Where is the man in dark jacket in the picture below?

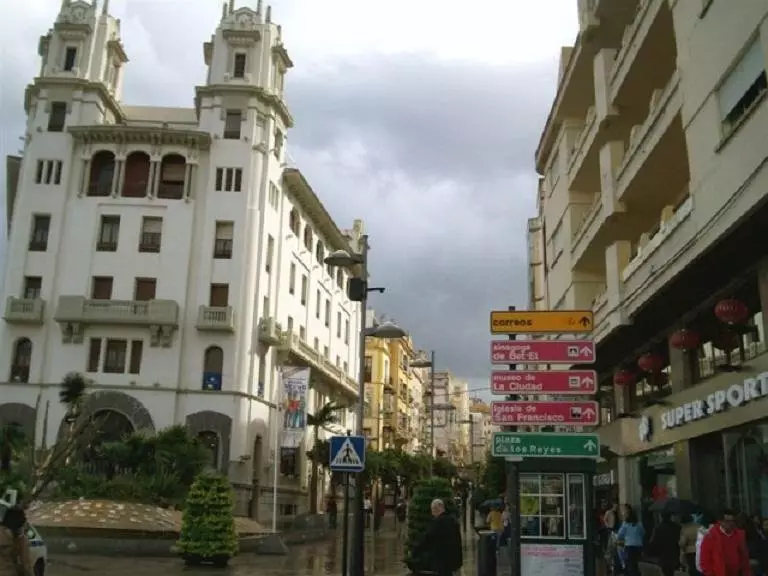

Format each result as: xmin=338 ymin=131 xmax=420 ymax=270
xmin=417 ymin=499 xmax=463 ymax=576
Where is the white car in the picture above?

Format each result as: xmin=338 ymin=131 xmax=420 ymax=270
xmin=0 ymin=489 xmax=47 ymax=575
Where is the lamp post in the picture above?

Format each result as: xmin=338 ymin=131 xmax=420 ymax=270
xmin=325 ymin=240 xmax=406 ymax=576
xmin=411 ymin=351 xmax=436 ymax=475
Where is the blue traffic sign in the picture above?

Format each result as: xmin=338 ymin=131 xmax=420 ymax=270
xmin=329 ymin=435 xmax=366 ymax=473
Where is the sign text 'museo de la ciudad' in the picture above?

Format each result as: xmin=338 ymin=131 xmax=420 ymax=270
xmin=491 ymin=370 xmax=597 ymax=394
xmin=661 ymin=372 xmax=768 ymax=430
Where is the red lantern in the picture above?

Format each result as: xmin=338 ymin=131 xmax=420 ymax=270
xmin=638 ymin=353 xmax=664 ymax=373
xmin=670 ymin=329 xmax=700 ymax=351
xmin=714 ymin=299 xmax=749 ymax=325
xmin=613 ymin=370 xmax=635 ymax=387
xmin=712 ymin=331 xmax=740 ymax=351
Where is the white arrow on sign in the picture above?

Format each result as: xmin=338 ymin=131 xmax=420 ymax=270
xmin=584 ymin=440 xmax=597 ymax=451
xmin=582 ymin=408 xmax=596 ymax=419
xmin=581 ymin=377 xmax=594 ymax=387
xmin=580 ymin=346 xmax=592 ymax=357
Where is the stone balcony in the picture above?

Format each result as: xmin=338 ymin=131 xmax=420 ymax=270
xmin=196 ymin=306 xmax=234 ymax=332
xmin=276 ymin=331 xmax=358 ymax=398
xmin=257 ymin=317 xmax=282 ymax=346
xmin=4 ymin=297 xmax=45 ymax=325
xmin=54 ymin=296 xmax=179 ymax=346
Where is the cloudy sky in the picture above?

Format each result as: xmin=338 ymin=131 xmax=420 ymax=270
xmin=0 ymin=0 xmax=578 ymax=399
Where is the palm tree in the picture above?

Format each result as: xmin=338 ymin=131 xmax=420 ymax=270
xmin=0 ymin=423 xmax=26 ymax=474
xmin=307 ymin=401 xmax=342 ymax=514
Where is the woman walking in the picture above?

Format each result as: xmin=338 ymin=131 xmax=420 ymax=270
xmin=0 ymin=506 xmax=33 ymax=576
xmin=617 ymin=509 xmax=645 ymax=576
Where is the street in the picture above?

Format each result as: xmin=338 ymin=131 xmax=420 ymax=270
xmin=46 ymin=529 xmax=478 ymax=576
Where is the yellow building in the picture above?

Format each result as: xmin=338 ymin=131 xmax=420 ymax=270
xmin=362 ymin=335 xmax=390 ymax=452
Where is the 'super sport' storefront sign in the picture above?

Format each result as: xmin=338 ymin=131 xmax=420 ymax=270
xmin=660 ymin=372 xmax=768 ymax=430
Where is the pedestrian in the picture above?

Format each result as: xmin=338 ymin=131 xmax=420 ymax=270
xmin=395 ymin=498 xmax=407 ymax=538
xmin=650 ymin=511 xmax=681 ymax=576
xmin=0 ymin=506 xmax=33 ymax=576
xmin=679 ymin=513 xmax=701 ymax=576
xmin=364 ymin=495 xmax=372 ymax=528
xmin=617 ymin=509 xmax=644 ymax=576
xmin=412 ymin=499 xmax=462 ymax=576
xmin=326 ymin=494 xmax=337 ymax=529
xmin=699 ymin=509 xmax=751 ymax=576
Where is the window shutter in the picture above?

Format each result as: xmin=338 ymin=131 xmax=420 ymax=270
xmin=719 ymin=38 xmax=766 ymax=119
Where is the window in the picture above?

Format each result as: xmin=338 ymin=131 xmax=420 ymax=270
xmin=315 ymin=241 xmax=325 ymax=264
xmin=215 ymin=167 xmax=243 ymax=192
xmin=157 ymin=155 xmax=185 ymax=199
xmin=10 ymin=338 xmax=32 ymax=383
xmin=268 ymin=182 xmax=280 ymax=209
xmin=719 ymin=37 xmax=768 ymax=133
xmin=299 ymin=325 xmax=306 ymax=341
xmin=29 ymin=215 xmax=50 ymax=251
xmin=224 ymin=110 xmax=242 ymax=139
xmin=520 ymin=474 xmax=566 ymax=539
xmin=233 ymin=53 xmax=247 ymax=78
xmin=345 ymin=319 xmax=350 ymax=344
xmin=289 ymin=263 xmax=296 ymax=294
xmin=134 ymin=278 xmax=156 ymax=301
xmin=343 ymin=361 xmax=348 ymax=374
xmin=91 ymin=276 xmax=113 ymax=300
xmin=63 ymin=47 xmax=77 ymax=72
xmin=280 ymin=447 xmax=298 ymax=477
xmin=273 ymin=130 xmax=284 ymax=159
xmin=214 ymin=221 xmax=234 ymax=259
xmin=23 ymin=277 xmax=42 ymax=300
xmin=262 ymin=296 xmax=269 ymax=318
xmin=35 ymin=160 xmax=62 ymax=185
xmin=324 ymin=299 xmax=331 ymax=327
xmin=336 ymin=269 xmax=344 ymax=290
xmin=129 ymin=340 xmax=143 ymax=375
xmin=566 ymin=474 xmax=586 ymax=539
xmin=301 ymin=275 xmax=308 ymax=305
xmin=139 ymin=217 xmax=162 ymax=253
xmin=336 ymin=312 xmax=342 ymax=338
xmin=203 ymin=346 xmax=224 ymax=391
xmin=48 ymin=102 xmax=66 ymax=132
xmin=313 ymin=337 xmax=319 ymax=351
xmin=103 ymin=340 xmax=127 ymax=373
xmin=323 ymin=345 xmax=329 ymax=359
xmin=266 ymin=235 xmax=274 ymax=273
xmin=97 ymin=215 xmax=120 ymax=251
xmin=87 ymin=338 xmax=101 ymax=373
xmin=287 ymin=316 xmax=294 ymax=333
xmin=336 ymin=355 xmax=341 ymax=367
xmin=289 ymin=209 xmax=300 ymax=235
xmin=315 ymin=290 xmax=321 ymax=318
xmin=303 ymin=226 xmax=313 ymax=251
xmin=210 ymin=283 xmax=229 ymax=307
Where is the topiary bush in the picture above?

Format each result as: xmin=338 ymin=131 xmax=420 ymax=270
xmin=177 ymin=473 xmax=238 ymax=567
xmin=405 ymin=477 xmax=457 ymax=569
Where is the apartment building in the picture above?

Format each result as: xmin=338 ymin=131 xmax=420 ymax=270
xmin=530 ymin=0 xmax=768 ymax=517
xmin=0 ymin=0 xmax=363 ymax=521
xmin=469 ymin=400 xmax=496 ymax=464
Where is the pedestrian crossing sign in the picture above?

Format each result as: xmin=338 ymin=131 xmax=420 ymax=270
xmin=329 ymin=435 xmax=366 ymax=473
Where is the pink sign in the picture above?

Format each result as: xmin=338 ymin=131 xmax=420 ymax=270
xmin=491 ymin=370 xmax=597 ymax=395
xmin=491 ymin=401 xmax=599 ymax=426
xmin=490 ymin=340 xmax=595 ymax=364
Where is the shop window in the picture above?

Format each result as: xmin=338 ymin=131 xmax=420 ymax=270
xmin=520 ymin=473 xmax=566 ymax=539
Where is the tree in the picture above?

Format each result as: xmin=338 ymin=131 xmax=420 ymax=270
xmin=0 ymin=423 xmax=25 ymax=474
xmin=482 ymin=451 xmax=506 ymax=496
xmin=433 ymin=456 xmax=458 ymax=480
xmin=405 ymin=477 xmax=457 ymax=568
xmin=177 ymin=473 xmax=238 ymax=567
xmin=306 ymin=401 xmax=342 ymax=513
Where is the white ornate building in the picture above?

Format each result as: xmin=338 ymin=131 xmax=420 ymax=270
xmin=0 ymin=0 xmax=362 ymax=523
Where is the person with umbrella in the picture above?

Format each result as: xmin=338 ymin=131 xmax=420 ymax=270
xmin=650 ymin=511 xmax=681 ymax=576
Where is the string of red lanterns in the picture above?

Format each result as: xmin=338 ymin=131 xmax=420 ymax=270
xmin=714 ymin=298 xmax=749 ymax=325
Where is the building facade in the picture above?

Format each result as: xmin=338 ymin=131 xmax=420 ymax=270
xmin=469 ymin=399 xmax=495 ymax=464
xmin=531 ymin=0 xmax=768 ymax=519
xmin=0 ymin=0 xmax=363 ymax=523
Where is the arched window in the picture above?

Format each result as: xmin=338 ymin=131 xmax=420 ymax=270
xmin=88 ymin=151 xmax=115 ymax=197
xmin=315 ymin=241 xmax=325 ymax=265
xmin=121 ymin=152 xmax=150 ymax=197
xmin=157 ymin=154 xmax=185 ymax=199
xmin=203 ymin=346 xmax=224 ymax=391
xmin=10 ymin=338 xmax=32 ymax=383
xmin=303 ymin=225 xmax=313 ymax=251
xmin=289 ymin=209 xmax=300 ymax=236
xmin=336 ymin=269 xmax=344 ymax=289
xmin=92 ymin=409 xmax=135 ymax=444
xmin=198 ymin=431 xmax=220 ymax=470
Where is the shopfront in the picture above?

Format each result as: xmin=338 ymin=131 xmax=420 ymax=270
xmin=599 ymin=352 xmax=768 ymax=516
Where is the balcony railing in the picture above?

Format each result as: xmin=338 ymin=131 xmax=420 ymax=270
xmin=568 ymin=106 xmax=596 ymax=174
xmin=572 ymin=194 xmax=603 ymax=248
xmin=258 ymin=317 xmax=282 ymax=345
xmin=4 ymin=297 xmax=45 ymax=325
xmin=278 ymin=331 xmax=357 ymax=397
xmin=138 ymin=232 xmax=161 ymax=253
xmin=609 ymin=0 xmax=656 ymax=91
xmin=214 ymin=239 xmax=233 ymax=259
xmin=54 ymin=296 xmax=179 ymax=326
xmin=196 ymin=306 xmax=234 ymax=332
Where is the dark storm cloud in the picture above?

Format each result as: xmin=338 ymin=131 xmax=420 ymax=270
xmin=285 ymin=54 xmax=557 ymax=385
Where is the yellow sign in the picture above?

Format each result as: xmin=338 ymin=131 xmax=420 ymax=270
xmin=490 ymin=310 xmax=594 ymax=335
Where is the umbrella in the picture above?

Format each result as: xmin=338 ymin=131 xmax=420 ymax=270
xmin=649 ymin=498 xmax=702 ymax=515
xmin=480 ymin=498 xmax=503 ymax=510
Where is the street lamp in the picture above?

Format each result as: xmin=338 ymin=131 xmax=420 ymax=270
xmin=411 ymin=352 xmax=436 ymax=474
xmin=325 ymin=238 xmax=406 ymax=576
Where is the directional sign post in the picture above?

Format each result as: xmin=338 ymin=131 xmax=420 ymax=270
xmin=492 ymin=431 xmax=600 ymax=459
xmin=490 ymin=310 xmax=594 ymax=335
xmin=491 ymin=401 xmax=600 ymax=426
xmin=491 ymin=370 xmax=597 ymax=395
xmin=329 ymin=435 xmax=366 ymax=473
xmin=491 ymin=340 xmax=596 ymax=364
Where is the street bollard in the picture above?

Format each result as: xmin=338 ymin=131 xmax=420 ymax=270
xmin=476 ymin=530 xmax=497 ymax=576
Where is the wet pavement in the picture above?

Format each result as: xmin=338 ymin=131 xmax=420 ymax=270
xmin=48 ymin=528 xmax=479 ymax=576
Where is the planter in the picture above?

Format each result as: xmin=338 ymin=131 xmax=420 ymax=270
xmin=182 ymin=553 xmax=230 ymax=567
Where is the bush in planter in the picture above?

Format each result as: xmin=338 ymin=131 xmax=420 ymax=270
xmin=405 ymin=477 xmax=457 ymax=570
xmin=177 ymin=473 xmax=238 ymax=567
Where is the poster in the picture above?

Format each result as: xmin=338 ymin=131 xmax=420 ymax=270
xmin=521 ymin=544 xmax=584 ymax=576
xmin=281 ymin=366 xmax=309 ymax=448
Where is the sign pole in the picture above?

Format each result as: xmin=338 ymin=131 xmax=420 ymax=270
xmin=342 ymin=471 xmax=351 ymax=576
xmin=505 ymin=305 xmax=521 ymax=576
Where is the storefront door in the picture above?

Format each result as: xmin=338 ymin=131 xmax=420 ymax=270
xmin=724 ymin=424 xmax=768 ymax=516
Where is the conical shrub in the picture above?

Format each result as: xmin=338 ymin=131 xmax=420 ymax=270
xmin=406 ymin=477 xmax=457 ymax=565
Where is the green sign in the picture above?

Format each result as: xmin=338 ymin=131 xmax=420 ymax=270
xmin=492 ymin=432 xmax=599 ymax=459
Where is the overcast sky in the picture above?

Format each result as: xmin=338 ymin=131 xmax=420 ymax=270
xmin=0 ymin=0 xmax=578 ymax=399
